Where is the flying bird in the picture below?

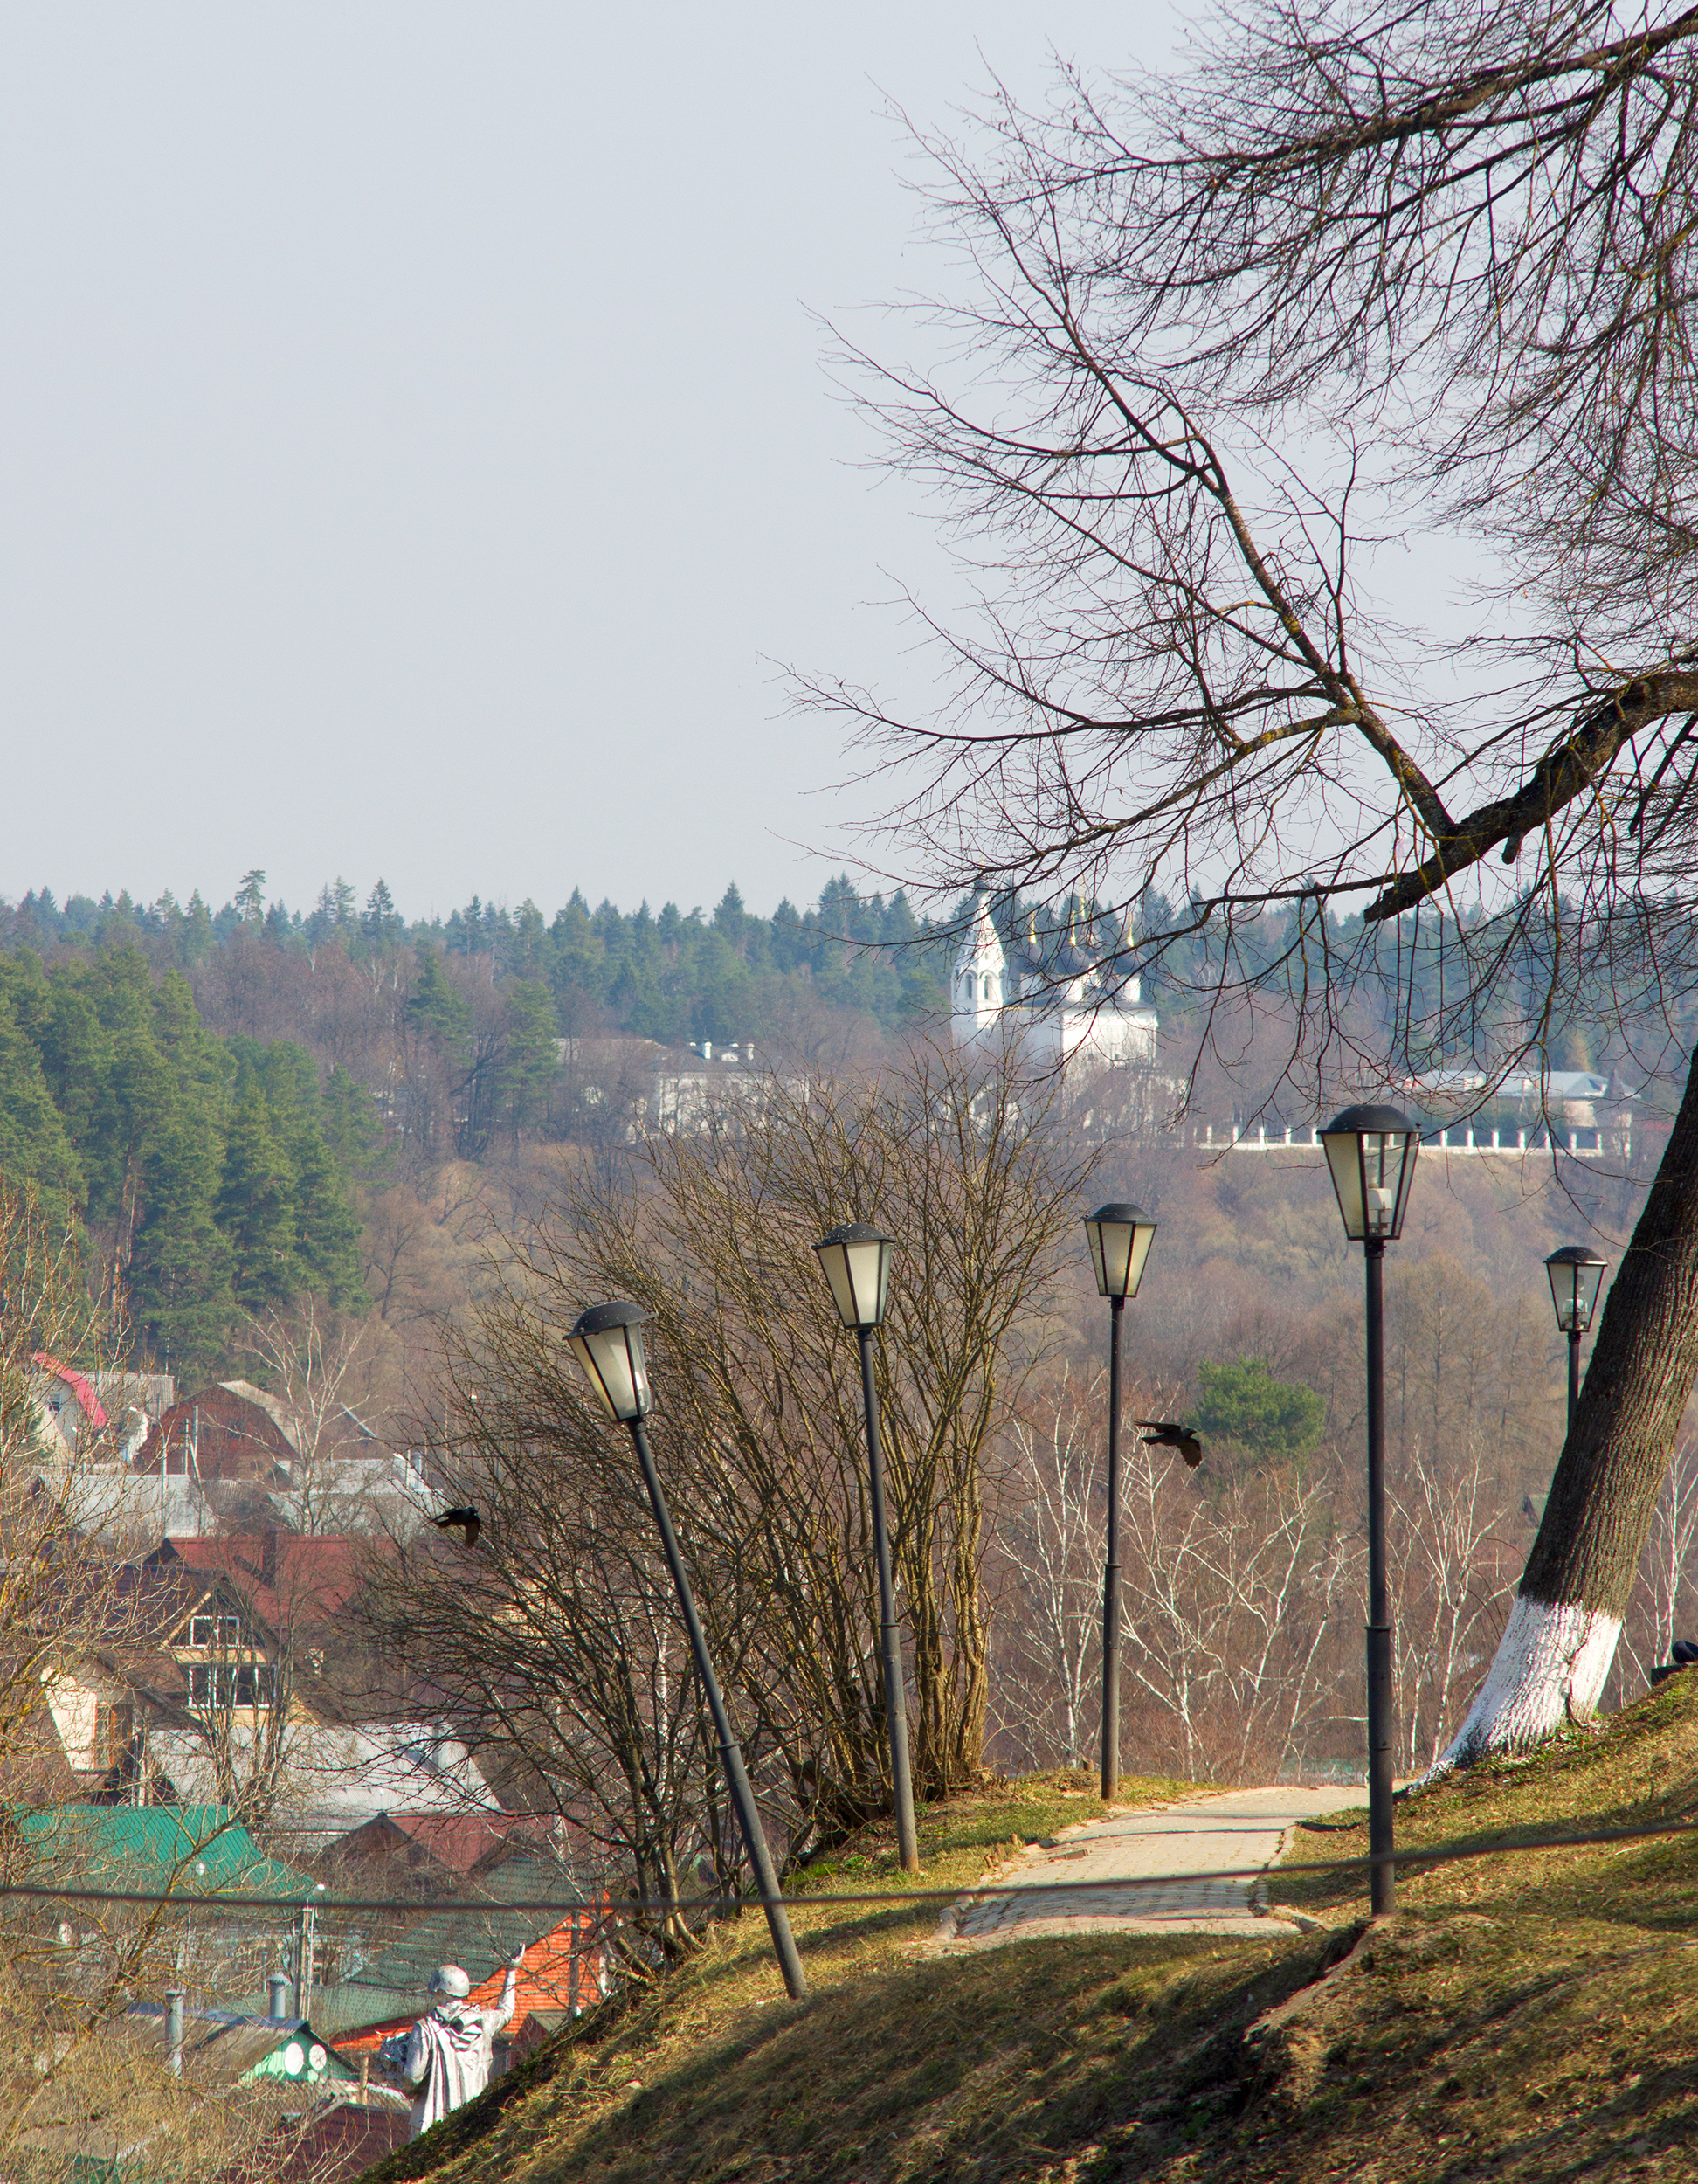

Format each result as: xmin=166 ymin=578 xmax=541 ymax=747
xmin=432 ymin=1505 xmax=481 ymax=1549
xmin=1138 ymin=1421 xmax=1203 ymax=1469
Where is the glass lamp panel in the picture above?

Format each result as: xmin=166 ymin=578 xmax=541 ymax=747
xmin=816 ymin=1242 xmax=859 ymax=1329
xmin=844 ymin=1236 xmax=890 ymax=1327
xmin=1546 ymin=1259 xmax=1577 ymax=1331
xmin=1322 ymin=1130 xmax=1368 ymax=1240
xmin=1576 ymin=1258 xmax=1606 ymax=1330
xmin=1361 ymin=1131 xmax=1410 ymax=1237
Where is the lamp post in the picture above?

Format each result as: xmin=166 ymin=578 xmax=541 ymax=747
xmin=1544 ymin=1245 xmax=1608 ymax=1431
xmin=1320 ymin=1105 xmax=1421 ymax=1918
xmin=566 ymin=1300 xmax=809 ymax=2001
xmin=812 ymin=1224 xmax=919 ymax=1873
xmin=1080 ymin=1202 xmax=1158 ymax=1804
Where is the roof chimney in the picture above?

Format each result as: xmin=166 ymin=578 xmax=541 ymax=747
xmin=267 ymin=1972 xmax=293 ymax=2022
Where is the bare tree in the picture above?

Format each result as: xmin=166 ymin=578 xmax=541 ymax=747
xmin=1389 ymin=1439 xmax=1520 ymax=1773
xmin=989 ymin=1365 xmax=1107 ymax=1771
xmin=811 ymin=0 xmax=1698 ymax=1762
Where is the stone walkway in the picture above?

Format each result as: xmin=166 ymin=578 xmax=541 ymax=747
xmin=936 ymin=1784 xmax=1354 ymax=1951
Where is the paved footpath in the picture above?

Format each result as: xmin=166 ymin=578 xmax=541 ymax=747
xmin=936 ymin=1785 xmax=1354 ymax=1951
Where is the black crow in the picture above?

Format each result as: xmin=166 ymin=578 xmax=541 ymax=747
xmin=1672 ymin=1638 xmax=1698 ymax=1667
xmin=432 ymin=1505 xmax=481 ymax=1549
xmin=1137 ymin=1421 xmax=1203 ymax=1469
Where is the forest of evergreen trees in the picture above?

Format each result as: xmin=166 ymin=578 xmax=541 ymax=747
xmin=0 ymin=873 xmax=966 ymax=1380
xmin=0 ymin=873 xmax=956 ymax=1045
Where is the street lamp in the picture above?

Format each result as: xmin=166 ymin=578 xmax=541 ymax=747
xmin=1544 ymin=1245 xmax=1608 ymax=1431
xmin=812 ymin=1224 xmax=918 ymax=1873
xmin=567 ymin=1300 xmax=809 ymax=2000
xmin=1081 ymin=1202 xmax=1158 ymax=1804
xmin=1320 ymin=1104 xmax=1421 ymax=1918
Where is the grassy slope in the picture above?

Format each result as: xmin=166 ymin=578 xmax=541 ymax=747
xmin=362 ymin=1694 xmax=1698 ymax=2181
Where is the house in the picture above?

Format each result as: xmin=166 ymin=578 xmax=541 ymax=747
xmin=128 ymin=1382 xmax=428 ymax=1535
xmin=952 ymin=891 xmax=1160 ymax=1072
xmin=125 ymin=2005 xmax=363 ymax=2090
xmin=147 ymin=1719 xmax=504 ymax=1857
xmin=28 ymin=1352 xmax=110 ymax=1455
xmin=238 ymin=2093 xmax=411 ymax=2182
xmin=135 ymin=1386 xmax=300 ymax=1486
xmin=650 ymin=1046 xmax=809 ymax=1136
xmin=40 ymin=1531 xmax=375 ymax=1802
xmin=14 ymin=2006 xmax=403 ymax=2183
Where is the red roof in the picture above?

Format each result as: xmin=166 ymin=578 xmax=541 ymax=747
xmin=32 ymin=1354 xmax=107 ymax=1430
xmin=146 ymin=1533 xmax=366 ymax=1636
xmin=333 ymin=1912 xmax=605 ymax=2053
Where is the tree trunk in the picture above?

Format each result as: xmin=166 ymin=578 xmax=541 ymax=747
xmin=1437 ymin=1054 xmax=1698 ymax=1766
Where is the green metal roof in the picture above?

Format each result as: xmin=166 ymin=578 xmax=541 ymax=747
xmin=19 ymin=1804 xmax=315 ymax=1900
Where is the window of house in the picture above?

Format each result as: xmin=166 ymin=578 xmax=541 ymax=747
xmin=189 ymin=1662 xmax=274 ymax=1710
xmin=187 ymin=1614 xmax=242 ymax=1649
xmin=233 ymin=1664 xmax=275 ymax=1708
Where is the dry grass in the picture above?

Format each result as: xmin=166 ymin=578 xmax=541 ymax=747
xmin=357 ymin=1700 xmax=1698 ymax=2181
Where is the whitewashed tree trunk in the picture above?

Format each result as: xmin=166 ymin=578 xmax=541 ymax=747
xmin=1435 ymin=1054 xmax=1698 ymax=1771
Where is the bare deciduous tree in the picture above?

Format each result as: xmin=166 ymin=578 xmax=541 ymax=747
xmin=811 ymin=0 xmax=1698 ymax=1762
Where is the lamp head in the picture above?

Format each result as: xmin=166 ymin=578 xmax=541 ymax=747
xmin=567 ymin=1300 xmax=653 ymax=1422
xmin=1081 ymin=1202 xmax=1158 ymax=1300
xmin=1545 ymin=1244 xmax=1608 ymax=1334
xmin=1320 ymin=1105 xmax=1421 ymax=1242
xmin=812 ymin=1224 xmax=895 ymax=1331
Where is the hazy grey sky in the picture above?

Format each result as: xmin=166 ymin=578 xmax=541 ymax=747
xmin=0 ymin=3 xmax=1178 ymax=923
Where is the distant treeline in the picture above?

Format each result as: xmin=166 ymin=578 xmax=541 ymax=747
xmin=1 ymin=874 xmax=955 ymax=1044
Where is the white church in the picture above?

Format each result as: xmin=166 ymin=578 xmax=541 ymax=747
xmin=951 ymin=892 xmax=1160 ymax=1072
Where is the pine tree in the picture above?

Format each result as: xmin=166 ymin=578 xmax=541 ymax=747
xmin=362 ymin=879 xmax=403 ymax=950
xmin=405 ymin=948 xmax=473 ymax=1062
xmin=321 ymin=1064 xmax=388 ymax=1181
xmin=216 ymin=1083 xmax=300 ymax=1310
xmin=0 ymin=991 xmax=83 ymax=1212
xmin=498 ymin=981 xmax=560 ymax=1132
xmin=252 ymin=1044 xmax=364 ymax=1303
xmin=129 ymin=1108 xmax=234 ymax=1374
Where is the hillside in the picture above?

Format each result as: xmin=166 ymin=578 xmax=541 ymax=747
xmin=362 ymin=1680 xmax=1698 ymax=2183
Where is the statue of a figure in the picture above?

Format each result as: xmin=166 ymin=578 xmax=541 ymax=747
xmin=376 ymin=1946 xmax=525 ymax=2139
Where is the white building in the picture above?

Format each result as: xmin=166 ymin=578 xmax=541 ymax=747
xmin=952 ymin=893 xmax=1159 ymax=1072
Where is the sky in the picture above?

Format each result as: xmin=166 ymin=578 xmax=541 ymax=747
xmin=0 ymin=2 xmax=1184 ymax=925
